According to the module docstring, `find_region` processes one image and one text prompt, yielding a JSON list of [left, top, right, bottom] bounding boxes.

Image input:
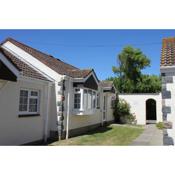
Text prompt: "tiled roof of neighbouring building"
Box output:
[[99, 80, 113, 88], [2, 38, 93, 78], [161, 37, 175, 66]]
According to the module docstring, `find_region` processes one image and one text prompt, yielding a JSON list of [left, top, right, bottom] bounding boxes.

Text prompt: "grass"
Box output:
[[156, 122, 165, 130], [49, 124, 144, 146]]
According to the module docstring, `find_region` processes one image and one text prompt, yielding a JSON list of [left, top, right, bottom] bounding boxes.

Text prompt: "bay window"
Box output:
[[19, 89, 40, 115], [73, 87, 97, 114]]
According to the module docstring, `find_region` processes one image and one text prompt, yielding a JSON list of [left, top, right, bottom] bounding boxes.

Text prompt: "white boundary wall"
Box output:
[[119, 93, 162, 125]]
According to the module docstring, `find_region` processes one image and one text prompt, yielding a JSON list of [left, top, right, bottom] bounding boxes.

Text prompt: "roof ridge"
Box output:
[[1, 37, 97, 78], [2, 37, 59, 59], [3, 37, 80, 70], [70, 68, 92, 72]]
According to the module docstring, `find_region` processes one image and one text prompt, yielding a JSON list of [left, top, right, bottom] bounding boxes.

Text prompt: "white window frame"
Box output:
[[74, 89, 81, 109], [19, 88, 40, 115], [73, 87, 97, 111]]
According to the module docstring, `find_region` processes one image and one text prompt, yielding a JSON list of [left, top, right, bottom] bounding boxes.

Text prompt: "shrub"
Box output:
[[113, 98, 136, 124], [156, 122, 165, 130]]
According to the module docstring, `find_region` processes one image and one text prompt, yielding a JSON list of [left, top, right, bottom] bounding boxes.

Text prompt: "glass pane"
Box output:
[[19, 90, 28, 111], [74, 93, 81, 109], [87, 90, 92, 109], [20, 90, 28, 97], [19, 104, 27, 111], [29, 98, 38, 112], [31, 91, 38, 96], [83, 90, 87, 110]]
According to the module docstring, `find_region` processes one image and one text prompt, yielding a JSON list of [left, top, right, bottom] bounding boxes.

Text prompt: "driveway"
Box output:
[[130, 124, 163, 146]]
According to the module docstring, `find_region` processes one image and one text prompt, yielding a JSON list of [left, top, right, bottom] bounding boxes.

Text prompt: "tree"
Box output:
[[107, 75, 161, 93], [109, 46, 161, 93], [135, 74, 161, 93]]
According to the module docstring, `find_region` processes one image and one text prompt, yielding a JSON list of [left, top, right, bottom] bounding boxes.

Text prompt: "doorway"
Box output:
[[146, 99, 157, 123]]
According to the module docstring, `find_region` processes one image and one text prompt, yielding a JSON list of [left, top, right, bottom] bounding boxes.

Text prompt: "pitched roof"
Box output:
[[69, 69, 93, 78], [2, 38, 93, 78], [99, 80, 113, 88], [0, 47, 50, 82], [161, 37, 175, 66]]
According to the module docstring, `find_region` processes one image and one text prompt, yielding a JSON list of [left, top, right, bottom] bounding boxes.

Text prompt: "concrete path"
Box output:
[[130, 124, 163, 146]]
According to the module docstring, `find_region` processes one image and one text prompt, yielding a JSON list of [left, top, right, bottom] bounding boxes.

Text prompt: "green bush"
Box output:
[[113, 98, 136, 124], [156, 122, 165, 130]]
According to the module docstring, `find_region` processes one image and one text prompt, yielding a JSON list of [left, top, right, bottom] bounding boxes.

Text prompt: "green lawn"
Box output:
[[49, 124, 144, 146]]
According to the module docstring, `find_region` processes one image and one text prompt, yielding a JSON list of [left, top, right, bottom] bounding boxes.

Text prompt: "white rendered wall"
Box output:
[[0, 78, 51, 145], [119, 93, 162, 125], [2, 41, 65, 132]]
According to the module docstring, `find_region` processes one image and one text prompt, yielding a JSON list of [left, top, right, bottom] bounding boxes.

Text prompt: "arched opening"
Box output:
[[146, 99, 157, 123]]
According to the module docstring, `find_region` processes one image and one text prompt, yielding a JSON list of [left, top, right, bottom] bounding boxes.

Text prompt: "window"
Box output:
[[97, 93, 100, 108], [74, 93, 81, 109], [87, 90, 92, 109], [83, 89, 88, 110], [19, 89, 39, 115], [19, 90, 28, 112], [92, 91, 96, 108], [73, 88, 97, 111]]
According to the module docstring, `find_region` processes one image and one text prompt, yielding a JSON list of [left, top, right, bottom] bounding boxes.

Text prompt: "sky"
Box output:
[[0, 29, 175, 80]]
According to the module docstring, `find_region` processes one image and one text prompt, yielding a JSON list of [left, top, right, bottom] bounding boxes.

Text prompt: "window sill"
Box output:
[[18, 114, 40, 118]]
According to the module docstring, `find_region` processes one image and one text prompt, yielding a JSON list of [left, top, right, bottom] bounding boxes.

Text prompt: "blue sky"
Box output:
[[0, 29, 175, 80]]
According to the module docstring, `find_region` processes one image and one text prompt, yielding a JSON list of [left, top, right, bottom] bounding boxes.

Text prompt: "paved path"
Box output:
[[130, 124, 163, 146]]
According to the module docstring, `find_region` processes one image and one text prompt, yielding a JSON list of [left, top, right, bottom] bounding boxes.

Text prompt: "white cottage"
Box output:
[[0, 38, 116, 145]]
